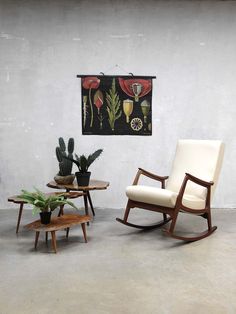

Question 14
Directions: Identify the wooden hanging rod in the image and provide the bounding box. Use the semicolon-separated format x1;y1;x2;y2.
76;74;156;79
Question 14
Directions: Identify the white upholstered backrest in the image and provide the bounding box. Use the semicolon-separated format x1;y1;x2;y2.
166;140;224;199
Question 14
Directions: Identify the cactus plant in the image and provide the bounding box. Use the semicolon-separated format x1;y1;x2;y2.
56;137;74;176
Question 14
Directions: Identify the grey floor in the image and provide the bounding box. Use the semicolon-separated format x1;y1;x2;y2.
0;207;236;314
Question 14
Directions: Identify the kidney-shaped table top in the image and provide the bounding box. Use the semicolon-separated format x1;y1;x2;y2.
47;179;109;192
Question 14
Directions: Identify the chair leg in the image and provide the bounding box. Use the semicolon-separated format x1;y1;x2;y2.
116;200;172;230
206;209;217;234
164;208;217;242
123;200;131;222
206;210;212;230
168;210;179;233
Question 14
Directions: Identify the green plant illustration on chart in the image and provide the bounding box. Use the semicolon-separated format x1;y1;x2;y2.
83;96;88;128
98;113;104;130
106;78;122;131
82;77;100;128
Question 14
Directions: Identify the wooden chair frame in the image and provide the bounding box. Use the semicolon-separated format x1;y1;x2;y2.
116;167;216;241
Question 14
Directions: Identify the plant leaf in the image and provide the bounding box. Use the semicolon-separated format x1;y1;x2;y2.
87;149;103;168
79;155;88;172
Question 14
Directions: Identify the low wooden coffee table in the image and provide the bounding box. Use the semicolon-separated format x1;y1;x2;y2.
25;214;91;253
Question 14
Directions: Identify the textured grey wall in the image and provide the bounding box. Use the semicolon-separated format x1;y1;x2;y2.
0;0;235;208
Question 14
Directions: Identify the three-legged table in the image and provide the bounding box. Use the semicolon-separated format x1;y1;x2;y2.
47;180;109;217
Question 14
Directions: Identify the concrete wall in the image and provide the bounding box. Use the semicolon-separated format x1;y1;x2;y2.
0;0;235;209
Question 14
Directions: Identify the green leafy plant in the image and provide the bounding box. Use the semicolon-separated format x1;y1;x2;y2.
66;149;103;173
56;137;74;176
106;78;122;131
19;188;78;215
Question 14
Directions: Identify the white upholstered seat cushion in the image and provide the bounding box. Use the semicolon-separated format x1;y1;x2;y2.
126;185;206;210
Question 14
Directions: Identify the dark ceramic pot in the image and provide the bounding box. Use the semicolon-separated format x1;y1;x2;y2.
54;174;75;185
40;212;52;225
75;172;91;186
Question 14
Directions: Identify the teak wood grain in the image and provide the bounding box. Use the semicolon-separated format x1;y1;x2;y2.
25;214;91;253
8;192;84;233
47;180;109;191
47;179;109;218
25;214;91;232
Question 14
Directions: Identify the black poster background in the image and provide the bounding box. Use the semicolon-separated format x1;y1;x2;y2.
81;76;153;135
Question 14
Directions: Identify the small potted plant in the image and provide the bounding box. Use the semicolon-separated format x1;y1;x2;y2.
67;149;103;186
19;188;78;224
54;137;75;185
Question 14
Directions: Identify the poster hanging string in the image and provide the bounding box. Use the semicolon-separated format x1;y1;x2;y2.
100;64;133;76
76;66;156;78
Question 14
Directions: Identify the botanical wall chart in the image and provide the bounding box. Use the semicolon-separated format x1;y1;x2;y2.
79;75;155;135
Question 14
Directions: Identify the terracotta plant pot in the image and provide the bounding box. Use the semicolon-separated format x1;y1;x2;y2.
54;174;75;185
75;172;91;186
40;212;52;225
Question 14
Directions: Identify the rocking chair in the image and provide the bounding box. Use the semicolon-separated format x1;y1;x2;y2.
116;140;224;241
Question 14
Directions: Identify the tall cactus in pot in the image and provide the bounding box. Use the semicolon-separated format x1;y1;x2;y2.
56;137;74;176
54;137;75;184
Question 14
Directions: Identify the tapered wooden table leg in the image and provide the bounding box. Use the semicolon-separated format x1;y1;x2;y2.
66;227;70;238
87;191;95;216
58;204;64;217
35;231;40;249
83;195;89;216
46;180;109;221
51;231;57;253
81;223;87;242
16;203;24;233
45;232;48;243
83;195;90;225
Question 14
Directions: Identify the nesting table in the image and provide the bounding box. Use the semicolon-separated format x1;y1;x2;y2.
47;180;110;217
25;214;91;253
8;191;84;233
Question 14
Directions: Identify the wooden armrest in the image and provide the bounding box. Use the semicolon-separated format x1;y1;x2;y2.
138;168;169;181
176;173;214;213
133;168;168;188
185;173;214;188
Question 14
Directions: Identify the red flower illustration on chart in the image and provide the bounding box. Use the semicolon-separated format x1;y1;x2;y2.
118;78;152;102
82;77;100;127
93;90;104;115
82;77;100;89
